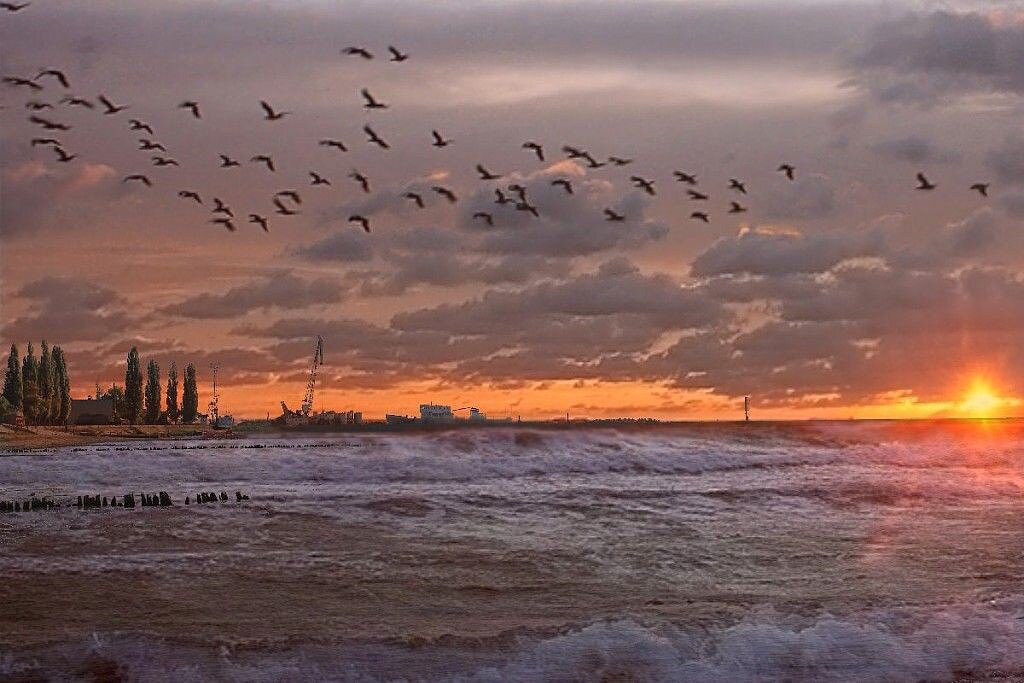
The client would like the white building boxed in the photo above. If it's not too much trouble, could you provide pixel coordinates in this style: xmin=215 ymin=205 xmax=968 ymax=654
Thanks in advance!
xmin=419 ymin=404 xmax=455 ymax=422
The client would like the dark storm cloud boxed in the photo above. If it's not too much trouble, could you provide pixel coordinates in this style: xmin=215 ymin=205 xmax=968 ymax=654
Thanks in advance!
xmin=158 ymin=272 xmax=344 ymax=319
xmin=869 ymin=135 xmax=962 ymax=164
xmin=759 ymin=173 xmax=838 ymax=221
xmin=2 ymin=277 xmax=133 ymax=343
xmin=986 ymin=135 xmax=1024 ymax=184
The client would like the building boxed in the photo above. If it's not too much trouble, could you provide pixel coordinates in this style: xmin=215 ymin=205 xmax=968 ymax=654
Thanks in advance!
xmin=419 ymin=404 xmax=455 ymax=423
xmin=1 ymin=407 xmax=25 ymax=427
xmin=69 ymin=397 xmax=115 ymax=425
xmin=467 ymin=407 xmax=487 ymax=422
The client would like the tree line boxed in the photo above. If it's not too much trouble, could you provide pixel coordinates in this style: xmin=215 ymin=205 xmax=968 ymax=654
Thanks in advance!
xmin=2 ymin=341 xmax=71 ymax=425
xmin=116 ymin=346 xmax=200 ymax=424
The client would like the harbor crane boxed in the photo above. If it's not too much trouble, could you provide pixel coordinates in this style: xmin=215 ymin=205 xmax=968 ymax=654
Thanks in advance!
xmin=280 ymin=336 xmax=324 ymax=418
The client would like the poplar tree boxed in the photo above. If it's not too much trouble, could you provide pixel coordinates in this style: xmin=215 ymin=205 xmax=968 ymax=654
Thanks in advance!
xmin=38 ymin=341 xmax=53 ymax=425
xmin=52 ymin=346 xmax=71 ymax=425
xmin=124 ymin=347 xmax=143 ymax=424
xmin=165 ymin=361 xmax=179 ymax=423
xmin=181 ymin=363 xmax=198 ymax=424
xmin=2 ymin=344 xmax=21 ymax=414
xmin=21 ymin=342 xmax=40 ymax=423
xmin=144 ymin=359 xmax=161 ymax=424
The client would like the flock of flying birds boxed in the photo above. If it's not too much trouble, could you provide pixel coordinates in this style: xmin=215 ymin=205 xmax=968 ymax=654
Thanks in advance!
xmin=3 ymin=0 xmax=996 ymax=236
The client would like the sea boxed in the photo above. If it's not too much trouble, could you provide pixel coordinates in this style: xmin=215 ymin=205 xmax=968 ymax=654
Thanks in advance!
xmin=2 ymin=420 xmax=1024 ymax=682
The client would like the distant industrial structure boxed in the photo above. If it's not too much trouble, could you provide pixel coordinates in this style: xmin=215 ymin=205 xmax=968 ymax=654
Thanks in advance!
xmin=277 ymin=337 xmax=364 ymax=427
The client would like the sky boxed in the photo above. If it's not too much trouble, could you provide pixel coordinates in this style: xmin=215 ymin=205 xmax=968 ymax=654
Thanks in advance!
xmin=2 ymin=0 xmax=1024 ymax=420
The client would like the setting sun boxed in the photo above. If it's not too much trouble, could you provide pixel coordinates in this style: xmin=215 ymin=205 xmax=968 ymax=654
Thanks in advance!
xmin=960 ymin=379 xmax=1005 ymax=417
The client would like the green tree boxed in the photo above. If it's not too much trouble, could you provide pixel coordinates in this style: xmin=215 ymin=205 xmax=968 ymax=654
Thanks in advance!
xmin=52 ymin=346 xmax=71 ymax=425
xmin=144 ymin=359 xmax=161 ymax=424
xmin=2 ymin=344 xmax=22 ymax=414
xmin=124 ymin=347 xmax=143 ymax=424
xmin=181 ymin=363 xmax=198 ymax=424
xmin=165 ymin=361 xmax=179 ymax=423
xmin=99 ymin=384 xmax=124 ymax=420
xmin=21 ymin=342 xmax=41 ymax=424
xmin=38 ymin=340 xmax=53 ymax=425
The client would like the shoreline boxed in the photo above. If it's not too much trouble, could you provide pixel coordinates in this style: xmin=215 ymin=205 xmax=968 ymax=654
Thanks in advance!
xmin=0 ymin=424 xmax=233 ymax=453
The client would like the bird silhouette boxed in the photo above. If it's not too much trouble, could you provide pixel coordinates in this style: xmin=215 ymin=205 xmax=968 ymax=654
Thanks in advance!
xmin=178 ymin=190 xmax=202 ymax=204
xmin=473 ymin=211 xmax=495 ymax=227
xmin=53 ymin=147 xmax=76 ymax=163
xmin=673 ymin=171 xmax=698 ymax=185
xmin=212 ymin=198 xmax=233 ymax=217
xmin=432 ymin=186 xmax=457 ymax=203
xmin=129 ymin=119 xmax=154 ymax=134
xmin=728 ymin=178 xmax=747 ymax=194
xmin=608 ymin=156 xmax=633 ymax=166
xmin=494 ymin=188 xmax=512 ymax=205
xmin=349 ymin=215 xmax=371 ymax=232
xmin=515 ymin=201 xmax=539 ymax=217
xmin=259 ymin=100 xmax=288 ymax=120
xmin=690 ymin=211 xmax=710 ymax=223
xmin=219 ymin=154 xmax=240 ymax=168
xmin=30 ymin=115 xmax=70 ymax=131
xmin=342 ymin=46 xmax=373 ymax=59
xmin=551 ymin=178 xmax=574 ymax=194
xmin=361 ymin=88 xmax=388 ymax=109
xmin=273 ymin=197 xmax=299 ymax=215
xmin=523 ymin=141 xmax=545 ymax=161
xmin=3 ymin=76 xmax=41 ymax=90
xmin=212 ymin=217 xmax=236 ymax=232
xmin=0 ymin=2 xmax=31 ymax=11
xmin=363 ymin=124 xmax=390 ymax=149
xmin=403 ymin=191 xmax=425 ymax=208
xmin=582 ymin=153 xmax=606 ymax=169
xmin=349 ymin=170 xmax=371 ymax=193
xmin=275 ymin=190 xmax=302 ymax=205
xmin=35 ymin=69 xmax=68 ymax=88
xmin=123 ymin=174 xmax=152 ymax=186
xmin=248 ymin=214 xmax=269 ymax=232
xmin=179 ymin=101 xmax=201 ymax=119
xmin=687 ymin=189 xmax=709 ymax=201
xmin=251 ymin=155 xmax=276 ymax=172
xmin=309 ymin=171 xmax=330 ymax=186
xmin=24 ymin=100 xmax=51 ymax=110
xmin=728 ymin=201 xmax=747 ymax=214
xmin=630 ymin=175 xmax=655 ymax=195
xmin=319 ymin=138 xmax=348 ymax=152
xmin=604 ymin=208 xmax=625 ymax=222
xmin=388 ymin=46 xmax=409 ymax=62
xmin=476 ymin=164 xmax=502 ymax=180
xmin=970 ymin=182 xmax=990 ymax=197
xmin=562 ymin=145 xmax=587 ymax=159
xmin=777 ymin=163 xmax=795 ymax=180
xmin=431 ymin=129 xmax=452 ymax=147
xmin=98 ymin=94 xmax=128 ymax=114
xmin=151 ymin=155 xmax=178 ymax=167
xmin=61 ymin=95 xmax=93 ymax=109
xmin=915 ymin=172 xmax=936 ymax=191
xmin=138 ymin=139 xmax=166 ymax=151
xmin=30 ymin=137 xmax=60 ymax=147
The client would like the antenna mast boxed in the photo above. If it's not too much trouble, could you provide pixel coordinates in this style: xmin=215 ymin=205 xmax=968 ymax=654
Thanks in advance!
xmin=208 ymin=363 xmax=220 ymax=427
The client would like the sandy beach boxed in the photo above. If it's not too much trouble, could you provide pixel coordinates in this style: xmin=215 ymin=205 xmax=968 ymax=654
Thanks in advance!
xmin=0 ymin=424 xmax=227 ymax=453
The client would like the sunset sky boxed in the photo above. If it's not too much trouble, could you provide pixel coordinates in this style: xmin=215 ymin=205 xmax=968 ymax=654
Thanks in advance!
xmin=2 ymin=0 xmax=1023 ymax=420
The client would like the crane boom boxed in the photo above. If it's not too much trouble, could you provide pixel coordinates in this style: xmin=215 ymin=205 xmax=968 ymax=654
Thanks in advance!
xmin=300 ymin=336 xmax=324 ymax=416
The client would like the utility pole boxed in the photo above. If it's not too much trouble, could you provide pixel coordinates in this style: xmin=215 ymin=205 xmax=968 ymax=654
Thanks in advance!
xmin=208 ymin=363 xmax=220 ymax=428
xmin=744 ymin=396 xmax=750 ymax=422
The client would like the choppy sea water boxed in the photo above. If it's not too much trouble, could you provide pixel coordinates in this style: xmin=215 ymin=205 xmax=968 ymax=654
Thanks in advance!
xmin=2 ymin=421 xmax=1024 ymax=682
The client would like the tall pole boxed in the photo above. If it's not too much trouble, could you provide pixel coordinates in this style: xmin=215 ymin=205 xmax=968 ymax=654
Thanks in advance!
xmin=744 ymin=396 xmax=750 ymax=422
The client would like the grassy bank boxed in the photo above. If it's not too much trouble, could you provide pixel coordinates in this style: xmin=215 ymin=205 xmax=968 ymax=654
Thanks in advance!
xmin=0 ymin=424 xmax=230 ymax=452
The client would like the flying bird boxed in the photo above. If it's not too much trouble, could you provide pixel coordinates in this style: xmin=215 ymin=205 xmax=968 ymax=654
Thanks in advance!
xmin=61 ymin=95 xmax=93 ymax=109
xmin=30 ymin=115 xmax=70 ymax=130
xmin=251 ymin=154 xmax=276 ymax=172
xmin=178 ymin=190 xmax=202 ymax=204
xmin=275 ymin=189 xmax=302 ymax=204
xmin=473 ymin=211 xmax=494 ymax=227
xmin=431 ymin=130 xmax=452 ymax=147
xmin=179 ymin=101 xmax=201 ymax=118
xmin=690 ymin=211 xmax=710 ymax=223
xmin=522 ymin=141 xmax=544 ymax=161
xmin=508 ymin=184 xmax=527 ymax=201
xmin=581 ymin=153 xmax=606 ymax=169
xmin=129 ymin=119 xmax=154 ymax=134
xmin=219 ymin=154 xmax=240 ymax=168
xmin=476 ymin=164 xmax=502 ymax=180
xmin=915 ymin=172 xmax=936 ymax=191
xmin=319 ymin=138 xmax=348 ymax=152
xmin=515 ymin=201 xmax=539 ymax=218
xmin=687 ymin=189 xmax=709 ymax=201
xmin=53 ymin=146 xmax=76 ymax=163
xmin=138 ymin=139 xmax=166 ymax=151
xmin=123 ymin=174 xmax=152 ymax=186
xmin=363 ymin=124 xmax=390 ymax=149
xmin=98 ymin=94 xmax=128 ymax=114
xmin=608 ymin=156 xmax=633 ymax=166
xmin=309 ymin=171 xmax=331 ymax=186
xmin=212 ymin=198 xmax=233 ymax=217
xmin=562 ymin=145 xmax=587 ymax=159
xmin=970 ymin=182 xmax=990 ymax=197
xmin=728 ymin=201 xmax=748 ymax=214
xmin=728 ymin=178 xmax=747 ymax=194
xmin=604 ymin=208 xmax=625 ymax=222
xmin=212 ymin=217 xmax=236 ymax=232
xmin=0 ymin=2 xmax=31 ymax=11
xmin=24 ymin=100 xmax=51 ymax=110
xmin=151 ymin=155 xmax=179 ymax=166
xmin=361 ymin=88 xmax=388 ymax=109
xmin=403 ymin=191 xmax=425 ymax=208
xmin=36 ymin=69 xmax=69 ymax=88
xmin=349 ymin=170 xmax=370 ymax=193
xmin=673 ymin=171 xmax=698 ymax=185
xmin=432 ymin=186 xmax=457 ymax=203
xmin=3 ymin=76 xmax=41 ymax=90
xmin=248 ymin=214 xmax=269 ymax=232
xmin=777 ymin=163 xmax=795 ymax=181
xmin=30 ymin=137 xmax=60 ymax=147
xmin=273 ymin=197 xmax=299 ymax=215
xmin=630 ymin=175 xmax=656 ymax=196
xmin=349 ymin=215 xmax=371 ymax=232
xmin=342 ymin=46 xmax=373 ymax=59
xmin=259 ymin=100 xmax=288 ymax=120
xmin=387 ymin=46 xmax=409 ymax=62
xmin=551 ymin=178 xmax=574 ymax=194
xmin=494 ymin=189 xmax=512 ymax=205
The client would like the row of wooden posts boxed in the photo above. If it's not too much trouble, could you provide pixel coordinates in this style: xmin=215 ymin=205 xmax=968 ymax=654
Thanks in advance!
xmin=0 ymin=490 xmax=251 ymax=512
